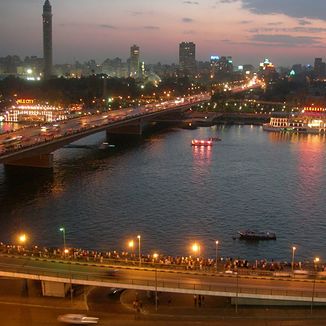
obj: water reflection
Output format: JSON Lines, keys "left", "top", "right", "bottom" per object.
{"left": 0, "top": 126, "right": 326, "bottom": 260}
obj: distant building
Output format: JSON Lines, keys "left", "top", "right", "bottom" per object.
{"left": 209, "top": 55, "right": 233, "bottom": 80}
{"left": 129, "top": 44, "right": 140, "bottom": 78}
{"left": 259, "top": 58, "right": 278, "bottom": 81}
{"left": 179, "top": 42, "right": 196, "bottom": 76}
{"left": 314, "top": 58, "right": 326, "bottom": 78}
{"left": 5, "top": 99, "right": 70, "bottom": 123}
{"left": 291, "top": 64, "right": 303, "bottom": 75}
{"left": 42, "top": 0, "right": 53, "bottom": 79}
{"left": 210, "top": 56, "right": 219, "bottom": 79}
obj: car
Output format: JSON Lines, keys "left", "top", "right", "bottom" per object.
{"left": 107, "top": 269, "right": 119, "bottom": 277}
{"left": 57, "top": 314, "right": 99, "bottom": 324}
{"left": 108, "top": 288, "right": 124, "bottom": 296}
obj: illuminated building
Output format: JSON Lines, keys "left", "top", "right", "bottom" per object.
{"left": 209, "top": 55, "right": 233, "bottom": 80}
{"left": 43, "top": 0, "right": 53, "bottom": 79}
{"left": 179, "top": 42, "right": 196, "bottom": 76}
{"left": 263, "top": 107, "right": 326, "bottom": 133}
{"left": 210, "top": 56, "right": 219, "bottom": 79}
{"left": 4, "top": 99, "right": 77, "bottom": 123}
{"left": 129, "top": 45, "right": 140, "bottom": 78}
{"left": 259, "top": 58, "right": 276, "bottom": 76}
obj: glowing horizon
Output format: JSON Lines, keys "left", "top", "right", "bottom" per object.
{"left": 0, "top": 0, "right": 325, "bottom": 67}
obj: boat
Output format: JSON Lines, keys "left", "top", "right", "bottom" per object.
{"left": 238, "top": 230, "right": 276, "bottom": 241}
{"left": 191, "top": 139, "right": 213, "bottom": 146}
{"left": 208, "top": 137, "right": 221, "bottom": 142}
{"left": 99, "top": 142, "right": 116, "bottom": 149}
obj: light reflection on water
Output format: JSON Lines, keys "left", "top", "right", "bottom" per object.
{"left": 0, "top": 125, "right": 326, "bottom": 262}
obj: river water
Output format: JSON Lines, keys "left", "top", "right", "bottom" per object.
{"left": 0, "top": 124, "right": 325, "bottom": 262}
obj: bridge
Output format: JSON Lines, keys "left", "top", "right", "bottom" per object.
{"left": 0, "top": 93, "right": 210, "bottom": 168}
{"left": 1, "top": 254, "right": 326, "bottom": 306}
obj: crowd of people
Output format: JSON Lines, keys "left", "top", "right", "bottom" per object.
{"left": 0, "top": 242, "right": 324, "bottom": 274}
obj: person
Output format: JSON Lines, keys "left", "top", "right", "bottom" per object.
{"left": 198, "top": 295, "right": 202, "bottom": 307}
{"left": 193, "top": 294, "right": 197, "bottom": 307}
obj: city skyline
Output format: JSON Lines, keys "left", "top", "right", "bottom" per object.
{"left": 0, "top": 0, "right": 326, "bottom": 66}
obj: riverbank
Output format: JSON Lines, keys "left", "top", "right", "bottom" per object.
{"left": 183, "top": 111, "right": 269, "bottom": 127}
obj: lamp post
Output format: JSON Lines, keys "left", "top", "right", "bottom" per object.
{"left": 291, "top": 246, "right": 296, "bottom": 272}
{"left": 18, "top": 233, "right": 27, "bottom": 245}
{"left": 311, "top": 257, "right": 320, "bottom": 313}
{"left": 153, "top": 253, "right": 159, "bottom": 263}
{"left": 128, "top": 240, "right": 134, "bottom": 258}
{"left": 59, "top": 227, "right": 66, "bottom": 256}
{"left": 215, "top": 240, "right": 219, "bottom": 272}
{"left": 137, "top": 235, "right": 141, "bottom": 267}
{"left": 192, "top": 243, "right": 200, "bottom": 257}
{"left": 314, "top": 257, "right": 320, "bottom": 272}
{"left": 153, "top": 253, "right": 159, "bottom": 312}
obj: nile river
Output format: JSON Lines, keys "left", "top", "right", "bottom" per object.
{"left": 0, "top": 123, "right": 325, "bottom": 262}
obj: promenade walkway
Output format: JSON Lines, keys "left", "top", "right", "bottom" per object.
{"left": 1, "top": 242, "right": 324, "bottom": 278}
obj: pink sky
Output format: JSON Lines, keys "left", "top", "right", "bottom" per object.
{"left": 0, "top": 0, "right": 325, "bottom": 67}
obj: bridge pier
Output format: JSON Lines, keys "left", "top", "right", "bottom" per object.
{"left": 41, "top": 280, "right": 71, "bottom": 297}
{"left": 107, "top": 118, "right": 145, "bottom": 137}
{"left": 3, "top": 154, "right": 54, "bottom": 169}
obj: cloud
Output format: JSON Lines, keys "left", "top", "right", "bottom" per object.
{"left": 58, "top": 23, "right": 116, "bottom": 29}
{"left": 240, "top": 20, "right": 252, "bottom": 24}
{"left": 267, "top": 22, "right": 283, "bottom": 26}
{"left": 248, "top": 27, "right": 326, "bottom": 34}
{"left": 218, "top": 0, "right": 239, "bottom": 3}
{"left": 143, "top": 26, "right": 160, "bottom": 30}
{"left": 126, "top": 10, "right": 154, "bottom": 16}
{"left": 98, "top": 24, "right": 116, "bottom": 29}
{"left": 183, "top": 1, "right": 199, "bottom": 4}
{"left": 183, "top": 30, "right": 196, "bottom": 34}
{"left": 182, "top": 17, "right": 194, "bottom": 23}
{"left": 250, "top": 34, "right": 322, "bottom": 46}
{"left": 242, "top": 0, "right": 326, "bottom": 21}
{"left": 298, "top": 19, "right": 311, "bottom": 26}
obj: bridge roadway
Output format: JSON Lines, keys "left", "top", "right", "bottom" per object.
{"left": 0, "top": 254, "right": 326, "bottom": 304}
{"left": 0, "top": 93, "right": 210, "bottom": 166}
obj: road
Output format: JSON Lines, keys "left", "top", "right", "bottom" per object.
{"left": 0, "top": 255, "right": 326, "bottom": 302}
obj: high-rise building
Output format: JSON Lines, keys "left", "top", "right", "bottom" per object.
{"left": 314, "top": 58, "right": 326, "bottom": 78}
{"left": 42, "top": 0, "right": 53, "bottom": 79}
{"left": 210, "top": 56, "right": 220, "bottom": 79}
{"left": 129, "top": 44, "right": 140, "bottom": 78}
{"left": 179, "top": 42, "right": 196, "bottom": 76}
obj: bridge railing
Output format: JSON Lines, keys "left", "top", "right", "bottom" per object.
{"left": 2, "top": 263, "right": 326, "bottom": 301}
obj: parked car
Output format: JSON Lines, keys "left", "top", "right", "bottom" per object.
{"left": 57, "top": 314, "right": 99, "bottom": 324}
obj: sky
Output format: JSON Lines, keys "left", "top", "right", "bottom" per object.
{"left": 0, "top": 0, "right": 325, "bottom": 67}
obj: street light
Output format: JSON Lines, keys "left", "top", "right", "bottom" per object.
{"left": 128, "top": 240, "right": 134, "bottom": 255}
{"left": 291, "top": 246, "right": 296, "bottom": 272}
{"left": 215, "top": 240, "right": 219, "bottom": 271}
{"left": 192, "top": 242, "right": 200, "bottom": 257}
{"left": 59, "top": 227, "right": 66, "bottom": 256}
{"left": 18, "top": 233, "right": 27, "bottom": 245}
{"left": 137, "top": 235, "right": 141, "bottom": 267}
{"left": 314, "top": 257, "right": 320, "bottom": 271}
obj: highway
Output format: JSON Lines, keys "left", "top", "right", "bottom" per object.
{"left": 0, "top": 254, "right": 326, "bottom": 303}
{"left": 0, "top": 94, "right": 209, "bottom": 156}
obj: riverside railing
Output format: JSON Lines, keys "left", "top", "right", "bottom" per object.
{"left": 0, "top": 248, "right": 325, "bottom": 281}
{"left": 1, "top": 262, "right": 326, "bottom": 302}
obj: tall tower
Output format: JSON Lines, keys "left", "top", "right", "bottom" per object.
{"left": 43, "top": 0, "right": 53, "bottom": 79}
{"left": 129, "top": 45, "right": 140, "bottom": 78}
